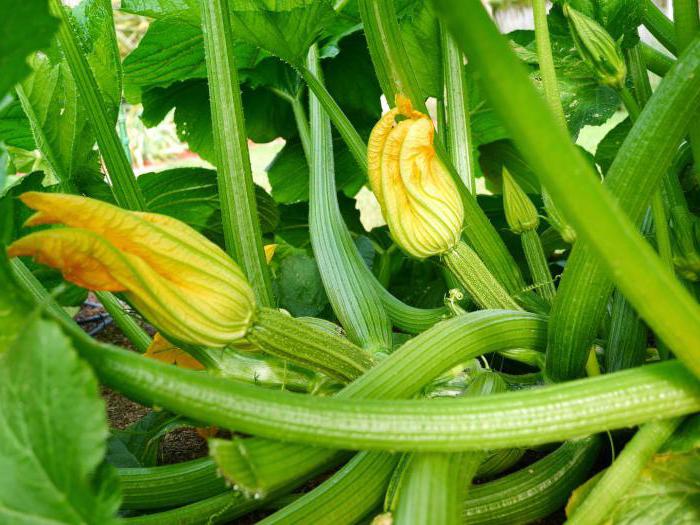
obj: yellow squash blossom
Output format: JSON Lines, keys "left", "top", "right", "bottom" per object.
{"left": 8, "top": 192, "right": 256, "bottom": 347}
{"left": 368, "top": 95, "right": 464, "bottom": 259}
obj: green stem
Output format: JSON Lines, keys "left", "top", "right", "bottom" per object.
{"left": 94, "top": 291, "right": 151, "bottom": 353}
{"left": 605, "top": 289, "right": 648, "bottom": 372}
{"left": 356, "top": 0, "right": 426, "bottom": 109}
{"left": 442, "top": 241, "right": 521, "bottom": 310}
{"left": 68, "top": 334, "right": 700, "bottom": 451}
{"left": 463, "top": 438, "right": 600, "bottom": 524}
{"left": 299, "top": 66, "right": 368, "bottom": 173}
{"left": 306, "top": 45, "right": 392, "bottom": 351}
{"left": 641, "top": 0, "right": 677, "bottom": 54}
{"left": 290, "top": 96, "right": 311, "bottom": 165}
{"left": 435, "top": 0, "right": 700, "bottom": 379}
{"left": 521, "top": 230, "right": 556, "bottom": 304}
{"left": 440, "top": 23, "right": 476, "bottom": 192}
{"left": 199, "top": 0, "right": 273, "bottom": 306}
{"left": 259, "top": 452, "right": 397, "bottom": 524}
{"left": 246, "top": 308, "right": 375, "bottom": 383}
{"left": 532, "top": 0, "right": 567, "bottom": 127}
{"left": 48, "top": 0, "right": 145, "bottom": 211}
{"left": 567, "top": 418, "right": 683, "bottom": 525}
{"left": 673, "top": 0, "right": 700, "bottom": 183}
{"left": 641, "top": 44, "right": 675, "bottom": 76}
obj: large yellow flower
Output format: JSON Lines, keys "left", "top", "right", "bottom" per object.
{"left": 368, "top": 96, "right": 464, "bottom": 259}
{"left": 8, "top": 192, "right": 256, "bottom": 347}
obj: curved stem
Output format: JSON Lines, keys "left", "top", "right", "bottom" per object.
{"left": 642, "top": 0, "right": 677, "bottom": 54}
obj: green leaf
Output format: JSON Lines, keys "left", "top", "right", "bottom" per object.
{"left": 227, "top": 0, "right": 336, "bottom": 66}
{"left": 267, "top": 135, "right": 366, "bottom": 204}
{"left": 560, "top": 0, "right": 643, "bottom": 40}
{"left": 0, "top": 99, "right": 35, "bottom": 151}
{"left": 398, "top": 1, "right": 442, "bottom": 99}
{"left": 0, "top": 316, "right": 120, "bottom": 523}
{"left": 110, "top": 411, "right": 189, "bottom": 467}
{"left": 606, "top": 449, "right": 700, "bottom": 524}
{"left": 276, "top": 252, "right": 329, "bottom": 317}
{"left": 140, "top": 79, "right": 295, "bottom": 161}
{"left": 15, "top": 0, "right": 121, "bottom": 187}
{"left": 138, "top": 167, "right": 279, "bottom": 245}
{"left": 120, "top": 0, "right": 201, "bottom": 21}
{"left": 595, "top": 117, "right": 632, "bottom": 175}
{"left": 0, "top": 0, "right": 59, "bottom": 96}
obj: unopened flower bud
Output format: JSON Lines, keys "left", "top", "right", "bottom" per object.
{"left": 367, "top": 95, "right": 464, "bottom": 258}
{"left": 564, "top": 4, "right": 627, "bottom": 90}
{"left": 502, "top": 168, "right": 539, "bottom": 234}
{"left": 8, "top": 192, "right": 256, "bottom": 347}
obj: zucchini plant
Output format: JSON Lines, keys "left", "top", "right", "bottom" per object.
{"left": 1, "top": 0, "right": 699, "bottom": 524}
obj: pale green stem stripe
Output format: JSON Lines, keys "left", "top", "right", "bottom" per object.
{"left": 199, "top": 0, "right": 273, "bottom": 306}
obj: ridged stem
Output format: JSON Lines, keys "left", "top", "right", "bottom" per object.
{"left": 463, "top": 438, "right": 600, "bottom": 524}
{"left": 641, "top": 44, "right": 675, "bottom": 76}
{"left": 246, "top": 308, "right": 375, "bottom": 383}
{"left": 641, "top": 0, "right": 677, "bottom": 54}
{"left": 521, "top": 230, "right": 556, "bottom": 304}
{"left": 440, "top": 22, "right": 476, "bottom": 192}
{"left": 199, "top": 0, "right": 273, "bottom": 306}
{"left": 306, "top": 44, "right": 392, "bottom": 351}
{"left": 48, "top": 0, "right": 145, "bottom": 211}
{"left": 443, "top": 241, "right": 521, "bottom": 310}
{"left": 566, "top": 418, "right": 683, "bottom": 525}
{"left": 673, "top": 0, "right": 700, "bottom": 184}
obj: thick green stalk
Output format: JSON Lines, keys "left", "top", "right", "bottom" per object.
{"left": 210, "top": 311, "right": 545, "bottom": 497}
{"left": 359, "top": 0, "right": 526, "bottom": 295}
{"left": 440, "top": 22, "right": 476, "bottom": 192}
{"left": 306, "top": 45, "right": 392, "bottom": 351}
{"left": 433, "top": 0, "right": 700, "bottom": 380}
{"left": 69, "top": 336, "right": 700, "bottom": 451}
{"left": 673, "top": 0, "right": 700, "bottom": 182}
{"left": 641, "top": 44, "right": 675, "bottom": 76}
{"left": 356, "top": 0, "right": 426, "bottom": 109}
{"left": 94, "top": 291, "right": 151, "bottom": 353}
{"left": 642, "top": 0, "right": 678, "bottom": 54}
{"left": 199, "top": 0, "right": 273, "bottom": 306}
{"left": 605, "top": 289, "right": 647, "bottom": 372}
{"left": 533, "top": 0, "right": 567, "bottom": 126}
{"left": 48, "top": 0, "right": 145, "bottom": 211}
{"left": 395, "top": 373, "right": 507, "bottom": 525}
{"left": 259, "top": 452, "right": 397, "bottom": 525}
{"left": 124, "top": 491, "right": 266, "bottom": 525}
{"left": 463, "top": 438, "right": 600, "bottom": 524}
{"left": 246, "top": 307, "right": 375, "bottom": 383}
{"left": 567, "top": 418, "right": 683, "bottom": 525}
{"left": 521, "top": 230, "right": 556, "bottom": 304}
{"left": 119, "top": 458, "right": 225, "bottom": 510}
{"left": 442, "top": 241, "right": 521, "bottom": 309}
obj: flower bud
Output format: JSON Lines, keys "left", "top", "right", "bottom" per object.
{"left": 367, "top": 95, "right": 464, "bottom": 258}
{"left": 564, "top": 4, "right": 626, "bottom": 90}
{"left": 502, "top": 168, "right": 539, "bottom": 234}
{"left": 8, "top": 192, "right": 256, "bottom": 347}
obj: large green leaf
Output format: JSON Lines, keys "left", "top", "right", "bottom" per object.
{"left": 398, "top": 1, "right": 442, "bottom": 99}
{"left": 276, "top": 251, "right": 329, "bottom": 317}
{"left": 227, "top": 0, "right": 336, "bottom": 66}
{"left": 11, "top": 0, "right": 121, "bottom": 187}
{"left": 122, "top": 15, "right": 264, "bottom": 100}
{"left": 0, "top": 316, "right": 120, "bottom": 523}
{"left": 0, "top": 0, "right": 58, "bottom": 96}
{"left": 0, "top": 99, "right": 35, "bottom": 151}
{"left": 138, "top": 167, "right": 279, "bottom": 245}
{"left": 120, "top": 0, "right": 201, "bottom": 21}
{"left": 595, "top": 117, "right": 632, "bottom": 175}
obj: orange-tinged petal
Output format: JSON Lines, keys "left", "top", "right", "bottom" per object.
{"left": 145, "top": 332, "right": 205, "bottom": 370}
{"left": 8, "top": 229, "right": 131, "bottom": 291}
{"left": 367, "top": 108, "right": 399, "bottom": 208}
